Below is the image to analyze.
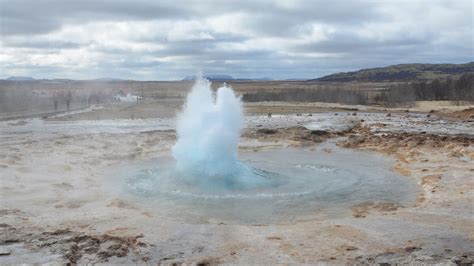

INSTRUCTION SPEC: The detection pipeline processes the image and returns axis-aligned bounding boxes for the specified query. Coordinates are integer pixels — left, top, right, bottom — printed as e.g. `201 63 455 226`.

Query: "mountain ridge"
312 62 474 82
6 76 36 81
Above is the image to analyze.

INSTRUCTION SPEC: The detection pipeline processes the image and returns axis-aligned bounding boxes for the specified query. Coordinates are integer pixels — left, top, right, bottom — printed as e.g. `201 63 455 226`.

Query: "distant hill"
6 76 35 81
251 77 273 81
183 75 234 81
88 77 124 82
312 62 474 82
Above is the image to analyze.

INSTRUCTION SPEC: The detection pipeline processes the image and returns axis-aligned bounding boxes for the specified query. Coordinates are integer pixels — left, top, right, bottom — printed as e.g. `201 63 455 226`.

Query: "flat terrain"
1 97 473 264
0 79 392 120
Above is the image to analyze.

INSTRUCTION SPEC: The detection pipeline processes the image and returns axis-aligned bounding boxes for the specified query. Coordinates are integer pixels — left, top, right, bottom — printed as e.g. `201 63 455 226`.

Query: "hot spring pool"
105 141 418 224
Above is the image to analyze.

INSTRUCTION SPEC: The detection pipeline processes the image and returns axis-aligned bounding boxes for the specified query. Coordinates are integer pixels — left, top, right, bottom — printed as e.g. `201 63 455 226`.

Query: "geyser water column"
172 75 244 178
113 75 417 223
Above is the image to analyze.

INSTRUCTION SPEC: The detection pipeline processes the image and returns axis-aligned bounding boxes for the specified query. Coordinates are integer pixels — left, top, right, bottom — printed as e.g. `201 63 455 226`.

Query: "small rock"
310 130 329 136
257 128 277 134
0 248 11 256
266 236 282 240
404 246 421 253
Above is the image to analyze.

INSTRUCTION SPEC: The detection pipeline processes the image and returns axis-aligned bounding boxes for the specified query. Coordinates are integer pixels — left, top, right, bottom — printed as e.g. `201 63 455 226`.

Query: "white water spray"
172 75 244 177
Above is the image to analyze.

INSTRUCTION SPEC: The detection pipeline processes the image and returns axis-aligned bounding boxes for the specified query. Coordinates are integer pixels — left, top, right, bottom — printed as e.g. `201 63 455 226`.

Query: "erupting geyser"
116 75 417 223
169 75 276 191
172 75 244 177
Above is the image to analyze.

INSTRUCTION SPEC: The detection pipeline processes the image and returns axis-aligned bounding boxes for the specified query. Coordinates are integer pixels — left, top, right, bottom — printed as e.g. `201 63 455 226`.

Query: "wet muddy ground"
0 102 473 264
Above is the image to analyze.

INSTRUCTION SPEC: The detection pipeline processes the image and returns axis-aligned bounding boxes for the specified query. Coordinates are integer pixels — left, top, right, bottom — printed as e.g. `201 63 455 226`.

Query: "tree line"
375 73 474 106
242 87 368 105
242 73 474 106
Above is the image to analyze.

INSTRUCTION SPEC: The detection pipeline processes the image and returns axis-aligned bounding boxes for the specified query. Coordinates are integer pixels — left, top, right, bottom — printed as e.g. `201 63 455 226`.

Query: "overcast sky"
0 0 472 80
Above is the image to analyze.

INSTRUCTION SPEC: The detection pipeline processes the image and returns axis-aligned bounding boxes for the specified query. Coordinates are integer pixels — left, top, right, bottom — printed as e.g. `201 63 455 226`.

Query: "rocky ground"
0 101 473 264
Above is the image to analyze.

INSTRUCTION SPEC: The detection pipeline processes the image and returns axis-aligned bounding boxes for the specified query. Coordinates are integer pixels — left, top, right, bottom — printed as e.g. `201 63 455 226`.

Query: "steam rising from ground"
172 75 244 177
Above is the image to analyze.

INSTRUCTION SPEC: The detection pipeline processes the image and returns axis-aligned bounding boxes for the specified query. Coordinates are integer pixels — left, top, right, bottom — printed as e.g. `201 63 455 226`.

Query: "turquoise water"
108 142 418 224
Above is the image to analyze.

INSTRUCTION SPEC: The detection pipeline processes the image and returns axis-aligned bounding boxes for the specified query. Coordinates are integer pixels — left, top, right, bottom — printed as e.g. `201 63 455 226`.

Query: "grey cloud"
1 0 472 80
294 29 436 55
242 1 384 36
0 0 188 35
0 0 383 36
4 39 85 49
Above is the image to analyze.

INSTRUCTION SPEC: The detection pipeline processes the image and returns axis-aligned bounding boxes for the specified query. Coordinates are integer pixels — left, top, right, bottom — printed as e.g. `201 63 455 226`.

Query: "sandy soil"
1 101 473 264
